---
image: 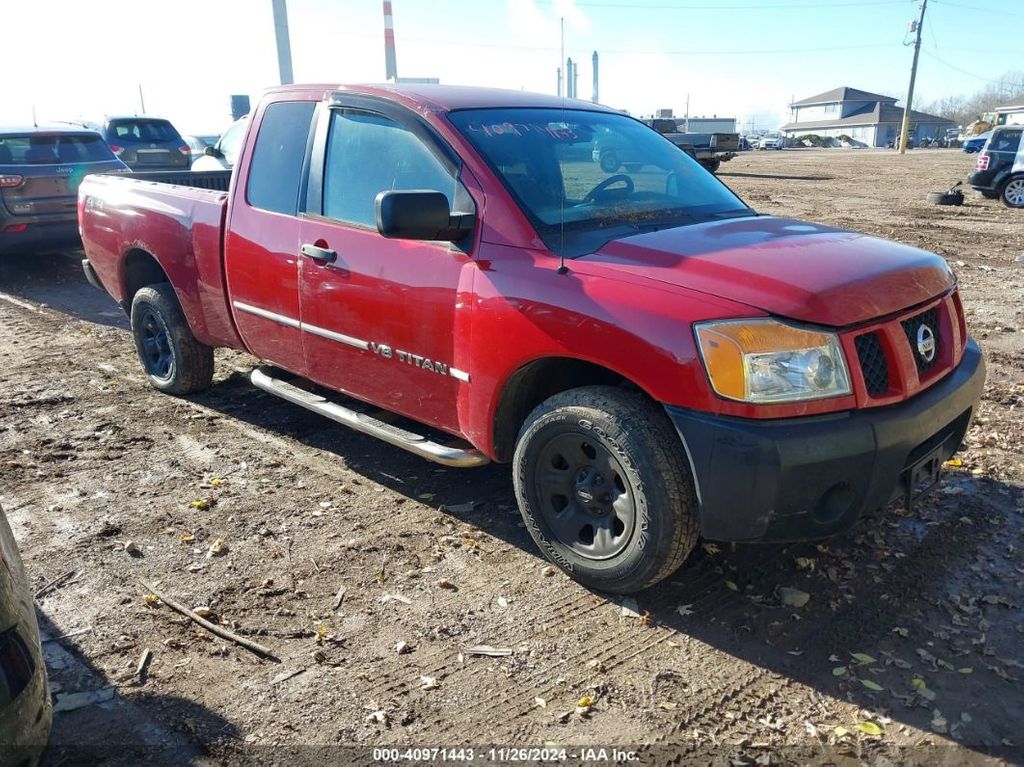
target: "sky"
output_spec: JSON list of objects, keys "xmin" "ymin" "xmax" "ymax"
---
[{"xmin": 2, "ymin": 0, "xmax": 1021, "ymax": 134}]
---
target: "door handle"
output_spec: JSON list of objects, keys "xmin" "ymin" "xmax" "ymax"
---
[{"xmin": 300, "ymin": 243, "xmax": 337, "ymax": 263}]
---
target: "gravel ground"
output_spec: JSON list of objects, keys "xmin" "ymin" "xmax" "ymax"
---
[{"xmin": 1, "ymin": 148, "xmax": 1022, "ymax": 766}]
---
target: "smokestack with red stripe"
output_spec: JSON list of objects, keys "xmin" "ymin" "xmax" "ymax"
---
[{"xmin": 383, "ymin": 0, "xmax": 398, "ymax": 81}]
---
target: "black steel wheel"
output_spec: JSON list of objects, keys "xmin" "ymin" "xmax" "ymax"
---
[
  {"xmin": 513, "ymin": 386, "xmax": 699, "ymax": 594},
  {"xmin": 137, "ymin": 306, "xmax": 174, "ymax": 381},
  {"xmin": 130, "ymin": 284, "xmax": 214, "ymax": 395},
  {"xmin": 533, "ymin": 431, "xmax": 636, "ymax": 560}
]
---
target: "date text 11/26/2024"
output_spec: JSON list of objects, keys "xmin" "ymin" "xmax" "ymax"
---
[{"xmin": 372, "ymin": 747, "xmax": 641, "ymax": 762}]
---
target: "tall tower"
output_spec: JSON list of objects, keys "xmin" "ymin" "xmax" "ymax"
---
[
  {"xmin": 566, "ymin": 58, "xmax": 574, "ymax": 98},
  {"xmin": 592, "ymin": 51, "xmax": 599, "ymax": 103},
  {"xmin": 383, "ymin": 0, "xmax": 398, "ymax": 81}
]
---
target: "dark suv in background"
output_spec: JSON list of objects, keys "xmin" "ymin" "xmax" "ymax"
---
[
  {"xmin": 73, "ymin": 116, "xmax": 190, "ymax": 171},
  {"xmin": 968, "ymin": 126, "xmax": 1023, "ymax": 208},
  {"xmin": 1, "ymin": 127, "xmax": 129, "ymax": 254}
]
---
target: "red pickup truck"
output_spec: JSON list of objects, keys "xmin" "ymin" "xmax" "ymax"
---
[{"xmin": 79, "ymin": 84, "xmax": 985, "ymax": 594}]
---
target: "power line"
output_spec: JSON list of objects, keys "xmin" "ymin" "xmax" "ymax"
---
[
  {"xmin": 385, "ymin": 32, "xmax": 898, "ymax": 56},
  {"xmin": 921, "ymin": 50, "xmax": 1024, "ymax": 85},
  {"xmin": 930, "ymin": 0, "xmax": 1024, "ymax": 17},
  {"xmin": 918, "ymin": 0, "xmax": 1021, "ymax": 85},
  {"xmin": 536, "ymin": 0, "xmax": 908, "ymax": 9},
  {"xmin": 603, "ymin": 41, "xmax": 897, "ymax": 55}
]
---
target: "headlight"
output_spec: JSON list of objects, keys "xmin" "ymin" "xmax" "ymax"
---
[{"xmin": 695, "ymin": 319, "xmax": 851, "ymax": 403}]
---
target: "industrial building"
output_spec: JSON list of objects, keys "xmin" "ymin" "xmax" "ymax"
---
[{"xmin": 780, "ymin": 86, "xmax": 954, "ymax": 147}]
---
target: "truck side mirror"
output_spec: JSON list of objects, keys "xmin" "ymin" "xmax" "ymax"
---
[
  {"xmin": 204, "ymin": 146, "xmax": 222, "ymax": 158},
  {"xmin": 375, "ymin": 190, "xmax": 473, "ymax": 242}
]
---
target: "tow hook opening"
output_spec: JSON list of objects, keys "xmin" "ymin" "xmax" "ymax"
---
[{"xmin": 813, "ymin": 482, "xmax": 856, "ymax": 525}]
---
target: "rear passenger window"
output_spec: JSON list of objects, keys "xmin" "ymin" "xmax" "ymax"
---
[
  {"xmin": 322, "ymin": 109, "xmax": 456, "ymax": 228},
  {"xmin": 246, "ymin": 101, "xmax": 315, "ymax": 215},
  {"xmin": 992, "ymin": 130, "xmax": 1021, "ymax": 154}
]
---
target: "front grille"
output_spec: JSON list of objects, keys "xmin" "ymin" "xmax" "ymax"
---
[
  {"xmin": 854, "ymin": 332, "xmax": 889, "ymax": 396},
  {"xmin": 901, "ymin": 307, "xmax": 940, "ymax": 374}
]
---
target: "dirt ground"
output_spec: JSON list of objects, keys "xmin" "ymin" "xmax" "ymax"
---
[{"xmin": 1, "ymin": 148, "xmax": 1022, "ymax": 766}]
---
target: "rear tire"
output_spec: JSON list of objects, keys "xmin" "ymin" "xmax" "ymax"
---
[
  {"xmin": 130, "ymin": 284, "xmax": 214, "ymax": 395},
  {"xmin": 1000, "ymin": 176, "xmax": 1024, "ymax": 209},
  {"xmin": 926, "ymin": 191, "xmax": 964, "ymax": 206},
  {"xmin": 699, "ymin": 158, "xmax": 722, "ymax": 173},
  {"xmin": 512, "ymin": 386, "xmax": 698, "ymax": 594}
]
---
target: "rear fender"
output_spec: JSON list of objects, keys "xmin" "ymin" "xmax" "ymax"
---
[{"xmin": 79, "ymin": 175, "xmax": 241, "ymax": 349}]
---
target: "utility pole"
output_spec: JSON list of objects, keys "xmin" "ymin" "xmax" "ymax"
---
[
  {"xmin": 271, "ymin": 0, "xmax": 294, "ymax": 85},
  {"xmin": 898, "ymin": 0, "xmax": 928, "ymax": 155},
  {"xmin": 559, "ymin": 17, "xmax": 565, "ymax": 97}
]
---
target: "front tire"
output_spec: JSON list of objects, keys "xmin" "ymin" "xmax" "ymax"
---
[
  {"xmin": 130, "ymin": 284, "xmax": 214, "ymax": 395},
  {"xmin": 599, "ymin": 151, "xmax": 620, "ymax": 173},
  {"xmin": 1000, "ymin": 176, "xmax": 1024, "ymax": 209},
  {"xmin": 512, "ymin": 386, "xmax": 698, "ymax": 594}
]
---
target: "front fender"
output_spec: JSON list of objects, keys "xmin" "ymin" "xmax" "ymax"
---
[{"xmin": 459, "ymin": 242, "xmax": 754, "ymax": 456}]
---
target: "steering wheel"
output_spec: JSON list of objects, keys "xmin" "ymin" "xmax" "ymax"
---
[{"xmin": 582, "ymin": 174, "xmax": 634, "ymax": 203}]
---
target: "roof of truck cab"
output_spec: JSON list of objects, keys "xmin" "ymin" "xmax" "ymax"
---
[{"xmin": 263, "ymin": 83, "xmax": 618, "ymax": 114}]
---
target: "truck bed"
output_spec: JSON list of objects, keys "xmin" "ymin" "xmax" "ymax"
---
[{"xmin": 78, "ymin": 172, "xmax": 242, "ymax": 349}]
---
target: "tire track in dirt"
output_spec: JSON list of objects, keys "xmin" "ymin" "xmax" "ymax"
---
[{"xmin": 366, "ymin": 541, "xmax": 799, "ymax": 744}]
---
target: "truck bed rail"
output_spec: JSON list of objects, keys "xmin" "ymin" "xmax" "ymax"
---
[{"xmin": 111, "ymin": 169, "xmax": 232, "ymax": 192}]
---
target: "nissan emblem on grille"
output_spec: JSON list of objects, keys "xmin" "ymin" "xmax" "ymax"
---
[{"xmin": 916, "ymin": 324, "xmax": 936, "ymax": 363}]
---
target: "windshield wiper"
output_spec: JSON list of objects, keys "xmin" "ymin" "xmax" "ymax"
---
[{"xmin": 708, "ymin": 209, "xmax": 758, "ymax": 220}]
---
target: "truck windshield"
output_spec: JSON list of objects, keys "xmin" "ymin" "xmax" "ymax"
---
[{"xmin": 448, "ymin": 108, "xmax": 750, "ymax": 256}]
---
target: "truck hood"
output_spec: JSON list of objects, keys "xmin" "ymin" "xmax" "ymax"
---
[{"xmin": 580, "ymin": 216, "xmax": 954, "ymax": 327}]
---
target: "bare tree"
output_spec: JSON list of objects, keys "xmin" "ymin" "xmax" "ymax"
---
[{"xmin": 921, "ymin": 70, "xmax": 1024, "ymax": 128}]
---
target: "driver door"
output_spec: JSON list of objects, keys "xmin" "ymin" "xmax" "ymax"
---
[{"xmin": 297, "ymin": 100, "xmax": 476, "ymax": 433}]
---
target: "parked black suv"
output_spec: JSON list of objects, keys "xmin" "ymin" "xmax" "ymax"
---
[
  {"xmin": 1, "ymin": 127, "xmax": 129, "ymax": 254},
  {"xmin": 71, "ymin": 116, "xmax": 190, "ymax": 172},
  {"xmin": 968, "ymin": 126, "xmax": 1023, "ymax": 208}
]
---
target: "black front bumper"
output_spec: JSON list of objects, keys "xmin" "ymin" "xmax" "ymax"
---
[{"xmin": 667, "ymin": 339, "xmax": 985, "ymax": 542}]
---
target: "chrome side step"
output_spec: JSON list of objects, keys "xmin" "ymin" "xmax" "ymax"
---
[{"xmin": 250, "ymin": 367, "xmax": 489, "ymax": 468}]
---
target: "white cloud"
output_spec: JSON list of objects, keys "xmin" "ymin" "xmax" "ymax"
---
[
  {"xmin": 554, "ymin": 0, "xmax": 591, "ymax": 33},
  {"xmin": 505, "ymin": 0, "xmax": 589, "ymax": 43}
]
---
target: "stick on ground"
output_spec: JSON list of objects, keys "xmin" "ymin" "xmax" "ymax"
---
[
  {"xmin": 140, "ymin": 581, "xmax": 278, "ymax": 662},
  {"xmin": 35, "ymin": 569, "xmax": 78, "ymax": 599}
]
